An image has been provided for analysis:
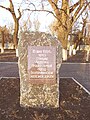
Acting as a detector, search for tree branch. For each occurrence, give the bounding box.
[9,0,14,12]
[48,0,60,17]
[70,1,80,13]
[54,0,58,5]
[17,8,22,20]
[24,8,56,18]
[71,2,90,30]
[0,5,10,11]
[48,0,68,29]
[73,5,82,20]
[72,0,87,22]
[24,8,67,29]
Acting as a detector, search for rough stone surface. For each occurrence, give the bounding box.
[18,31,62,108]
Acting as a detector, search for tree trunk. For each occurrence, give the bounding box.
[48,0,70,50]
[73,49,76,55]
[0,0,21,56]
[13,19,19,49]
[57,0,69,50]
[13,19,19,57]
[16,48,18,57]
[69,45,73,56]
[62,48,67,61]
[1,31,4,53]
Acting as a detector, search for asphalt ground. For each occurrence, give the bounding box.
[60,63,90,91]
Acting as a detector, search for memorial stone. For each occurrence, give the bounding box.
[18,31,62,108]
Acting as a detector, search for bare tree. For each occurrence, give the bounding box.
[48,0,90,48]
[72,12,88,49]
[47,0,90,60]
[0,26,10,53]
[0,27,4,53]
[33,18,40,31]
[20,14,32,32]
[23,0,89,60]
[7,22,14,35]
[0,0,22,49]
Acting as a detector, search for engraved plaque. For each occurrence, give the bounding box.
[28,46,56,84]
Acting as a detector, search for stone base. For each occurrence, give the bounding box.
[20,83,59,108]
[18,32,62,108]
